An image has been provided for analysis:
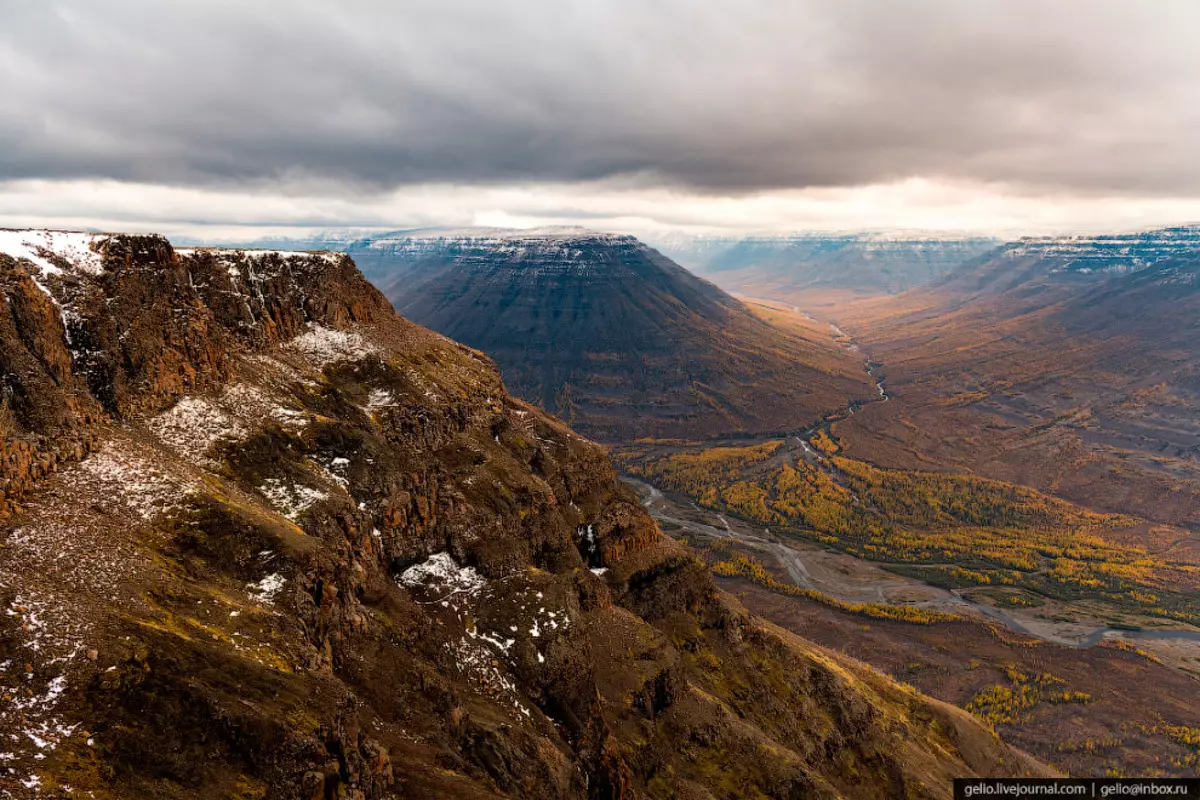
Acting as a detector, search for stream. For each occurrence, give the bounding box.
[625,313,1200,650]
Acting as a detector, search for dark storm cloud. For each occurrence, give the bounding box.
[2,0,1198,195]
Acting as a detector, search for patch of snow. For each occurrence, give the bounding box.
[246,573,286,605]
[219,383,306,432]
[0,594,85,778]
[286,325,377,367]
[148,396,246,461]
[366,388,397,412]
[576,523,599,564]
[313,456,350,490]
[0,229,107,278]
[446,635,530,719]
[178,247,342,264]
[68,443,197,521]
[469,627,516,654]
[327,456,350,480]
[259,479,328,521]
[398,553,485,603]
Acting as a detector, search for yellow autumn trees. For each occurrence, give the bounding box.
[711,552,960,625]
[623,437,1200,624]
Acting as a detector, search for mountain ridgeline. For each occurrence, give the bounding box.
[345,227,875,442]
[647,232,1000,299]
[0,229,1050,798]
[923,224,1200,303]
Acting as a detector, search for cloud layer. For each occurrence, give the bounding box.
[4,0,1199,198]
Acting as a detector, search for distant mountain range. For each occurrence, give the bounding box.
[927,224,1200,300]
[334,226,875,441]
[831,224,1200,528]
[645,232,1001,297]
[207,227,1001,299]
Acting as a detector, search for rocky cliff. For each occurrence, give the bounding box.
[0,230,1049,798]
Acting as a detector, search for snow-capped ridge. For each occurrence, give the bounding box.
[367,224,633,248]
[0,229,109,280]
[177,246,344,264]
[999,224,1200,274]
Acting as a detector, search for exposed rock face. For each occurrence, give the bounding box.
[0,230,1049,798]
[345,226,874,442]
[0,232,390,519]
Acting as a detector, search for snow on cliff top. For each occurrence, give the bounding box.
[176,247,342,262]
[368,225,633,247]
[1001,225,1200,264]
[0,229,108,277]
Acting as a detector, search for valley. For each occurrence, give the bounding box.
[825,227,1200,530]
[614,298,1200,779]
[0,230,1054,799]
[7,222,1200,792]
[623,474,1200,776]
[8,3,1200,796]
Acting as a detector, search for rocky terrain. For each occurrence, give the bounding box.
[648,233,999,299]
[341,226,875,442]
[0,230,1050,798]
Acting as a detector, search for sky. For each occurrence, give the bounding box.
[2,0,1200,240]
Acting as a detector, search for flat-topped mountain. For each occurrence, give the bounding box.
[926,224,1200,301]
[0,229,1049,797]
[345,226,875,441]
[648,232,1000,299]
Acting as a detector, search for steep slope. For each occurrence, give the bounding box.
[0,230,1050,798]
[345,227,874,442]
[827,225,1200,527]
[648,233,999,299]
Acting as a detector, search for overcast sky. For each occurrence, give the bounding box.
[2,0,1199,239]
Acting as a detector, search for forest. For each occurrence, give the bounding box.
[622,437,1200,625]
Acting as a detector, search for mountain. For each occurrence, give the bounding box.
[826,224,1200,528]
[922,224,1200,302]
[345,226,875,442]
[0,229,1050,798]
[647,232,1000,299]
